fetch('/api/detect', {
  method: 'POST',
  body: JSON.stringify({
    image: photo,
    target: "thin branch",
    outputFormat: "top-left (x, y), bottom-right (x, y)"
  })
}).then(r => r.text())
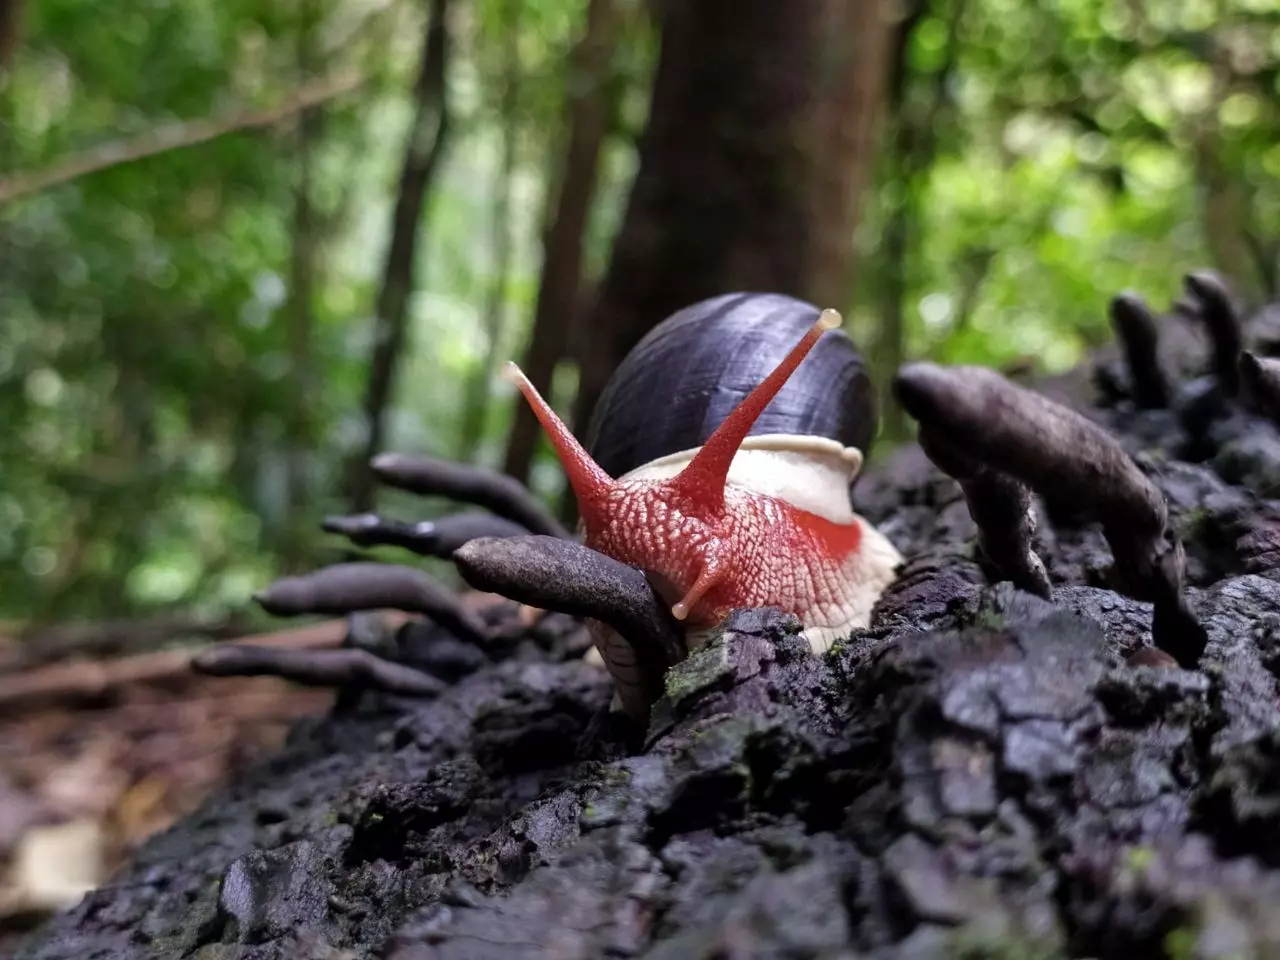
top-left (874, 0), bottom-right (965, 441)
top-left (802, 0), bottom-right (894, 308)
top-left (281, 0), bottom-right (328, 572)
top-left (0, 68), bottom-right (366, 206)
top-left (1241, 227), bottom-right (1279, 300)
top-left (0, 612), bottom-right (252, 672)
top-left (0, 0), bottom-right (23, 71)
top-left (0, 617), bottom-right (403, 713)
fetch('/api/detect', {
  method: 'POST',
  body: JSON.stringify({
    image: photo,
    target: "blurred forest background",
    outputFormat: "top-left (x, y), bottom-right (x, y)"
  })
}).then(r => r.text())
top-left (3, 0), bottom-right (1280, 633)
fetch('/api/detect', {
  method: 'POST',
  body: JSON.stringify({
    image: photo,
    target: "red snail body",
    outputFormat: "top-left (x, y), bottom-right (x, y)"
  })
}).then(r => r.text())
top-left (506, 293), bottom-right (903, 716)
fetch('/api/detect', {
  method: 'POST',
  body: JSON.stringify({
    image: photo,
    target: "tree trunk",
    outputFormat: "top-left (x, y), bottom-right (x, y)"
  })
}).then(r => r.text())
top-left (282, 0), bottom-right (326, 571)
top-left (457, 0), bottom-right (521, 463)
top-left (1195, 134), bottom-right (1262, 303)
top-left (1190, 55), bottom-right (1264, 303)
top-left (873, 0), bottom-right (961, 444)
top-left (567, 0), bottom-right (893, 474)
top-left (500, 0), bottom-right (625, 486)
top-left (346, 0), bottom-right (453, 513)
top-left (803, 0), bottom-right (895, 309)
top-left (0, 0), bottom-right (22, 71)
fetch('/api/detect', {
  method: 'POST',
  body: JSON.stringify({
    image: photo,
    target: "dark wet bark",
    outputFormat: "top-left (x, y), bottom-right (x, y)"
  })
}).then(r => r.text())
top-left (20, 284), bottom-right (1280, 959)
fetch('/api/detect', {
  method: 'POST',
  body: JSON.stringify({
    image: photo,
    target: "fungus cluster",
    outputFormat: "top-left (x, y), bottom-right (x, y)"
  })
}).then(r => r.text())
top-left (194, 268), bottom-right (1280, 720)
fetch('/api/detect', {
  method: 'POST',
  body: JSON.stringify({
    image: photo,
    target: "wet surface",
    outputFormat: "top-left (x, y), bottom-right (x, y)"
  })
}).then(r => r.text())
top-left (17, 289), bottom-right (1280, 959)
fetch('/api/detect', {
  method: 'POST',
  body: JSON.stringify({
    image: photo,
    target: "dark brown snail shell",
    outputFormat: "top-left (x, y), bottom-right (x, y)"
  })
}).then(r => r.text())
top-left (584, 292), bottom-right (878, 483)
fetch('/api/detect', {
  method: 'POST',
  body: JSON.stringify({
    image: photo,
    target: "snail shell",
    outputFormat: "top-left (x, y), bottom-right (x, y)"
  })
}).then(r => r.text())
top-left (586, 292), bottom-right (877, 487)
top-left (575, 292), bottom-right (901, 692)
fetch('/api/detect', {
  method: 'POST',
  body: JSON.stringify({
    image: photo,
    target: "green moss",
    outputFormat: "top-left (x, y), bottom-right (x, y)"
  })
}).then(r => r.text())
top-left (187, 946), bottom-right (239, 960)
top-left (421, 850), bottom-right (453, 873)
top-left (1176, 507), bottom-right (1210, 541)
top-left (1126, 844), bottom-right (1155, 874)
top-left (777, 614), bottom-right (804, 636)
top-left (972, 607), bottom-right (1007, 630)
top-left (662, 638), bottom-right (731, 704)
top-left (946, 927), bottom-right (1066, 960)
top-left (1163, 926), bottom-right (1196, 960)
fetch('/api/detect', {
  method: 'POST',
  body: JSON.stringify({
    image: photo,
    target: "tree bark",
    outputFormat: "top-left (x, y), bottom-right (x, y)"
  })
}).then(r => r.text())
top-left (26, 311), bottom-right (1280, 959)
top-left (567, 0), bottom-right (893, 472)
top-left (500, 0), bottom-right (625, 486)
top-left (346, 0), bottom-right (453, 513)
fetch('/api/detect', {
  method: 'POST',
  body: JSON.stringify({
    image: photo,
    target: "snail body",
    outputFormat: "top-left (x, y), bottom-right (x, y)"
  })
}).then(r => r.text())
top-left (505, 293), bottom-right (902, 717)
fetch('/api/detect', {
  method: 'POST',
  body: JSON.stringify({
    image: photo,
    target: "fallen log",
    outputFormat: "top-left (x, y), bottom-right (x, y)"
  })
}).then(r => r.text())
top-left (0, 614), bottom-right (409, 714)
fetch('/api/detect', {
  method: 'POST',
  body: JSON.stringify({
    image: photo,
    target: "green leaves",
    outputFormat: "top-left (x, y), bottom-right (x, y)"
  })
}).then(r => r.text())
top-left (6, 0), bottom-right (1279, 623)
top-left (858, 0), bottom-right (1280, 391)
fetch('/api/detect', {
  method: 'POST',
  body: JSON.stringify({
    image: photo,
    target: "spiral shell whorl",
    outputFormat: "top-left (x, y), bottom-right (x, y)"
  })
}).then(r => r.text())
top-left (585, 292), bottom-right (877, 484)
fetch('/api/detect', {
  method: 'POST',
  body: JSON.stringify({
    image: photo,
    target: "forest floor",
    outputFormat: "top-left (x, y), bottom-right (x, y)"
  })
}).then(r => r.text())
top-left (13, 319), bottom-right (1280, 958)
top-left (0, 623), bottom-right (346, 954)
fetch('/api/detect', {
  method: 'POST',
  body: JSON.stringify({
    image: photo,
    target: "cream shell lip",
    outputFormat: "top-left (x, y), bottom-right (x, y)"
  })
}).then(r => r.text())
top-left (615, 434), bottom-right (864, 526)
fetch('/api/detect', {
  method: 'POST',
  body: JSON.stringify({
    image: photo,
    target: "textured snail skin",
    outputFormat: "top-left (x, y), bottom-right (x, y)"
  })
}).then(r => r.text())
top-left (612, 438), bottom-right (903, 652)
top-left (505, 310), bottom-right (903, 717)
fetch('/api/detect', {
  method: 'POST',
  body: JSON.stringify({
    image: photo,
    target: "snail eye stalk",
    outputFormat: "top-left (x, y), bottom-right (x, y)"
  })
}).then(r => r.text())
top-left (667, 308), bottom-right (842, 511)
top-left (506, 309), bottom-right (845, 626)
top-left (502, 363), bottom-right (615, 530)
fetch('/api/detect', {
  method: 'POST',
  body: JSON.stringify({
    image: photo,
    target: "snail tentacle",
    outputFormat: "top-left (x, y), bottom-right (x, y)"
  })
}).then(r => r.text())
top-left (508, 308), bottom-right (901, 663)
top-left (498, 294), bottom-right (902, 718)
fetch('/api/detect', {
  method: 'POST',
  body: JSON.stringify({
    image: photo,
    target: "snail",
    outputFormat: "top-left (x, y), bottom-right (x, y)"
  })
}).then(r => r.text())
top-left (504, 292), bottom-right (903, 716)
